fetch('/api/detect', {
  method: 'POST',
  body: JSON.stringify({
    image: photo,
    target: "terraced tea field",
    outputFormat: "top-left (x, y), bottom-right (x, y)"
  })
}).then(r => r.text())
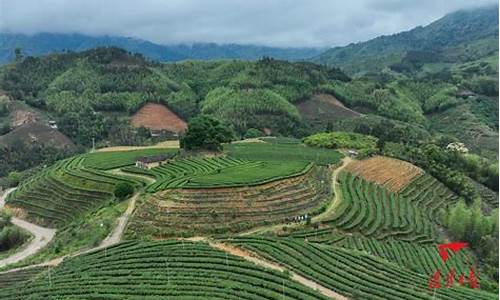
top-left (122, 156), bottom-right (310, 192)
top-left (6, 141), bottom-right (341, 230)
top-left (83, 148), bottom-right (178, 170)
top-left (344, 156), bottom-right (423, 192)
top-left (333, 235), bottom-right (473, 276)
top-left (6, 156), bottom-right (146, 227)
top-left (3, 141), bottom-right (495, 299)
top-left (470, 178), bottom-right (499, 208)
top-left (225, 142), bottom-right (344, 166)
top-left (280, 172), bottom-right (460, 245)
top-left (227, 237), bottom-right (497, 300)
top-left (0, 266), bottom-right (48, 288)
top-left (127, 166), bottom-right (331, 237)
top-left (0, 240), bottom-right (330, 300)
top-left (326, 172), bottom-right (438, 243)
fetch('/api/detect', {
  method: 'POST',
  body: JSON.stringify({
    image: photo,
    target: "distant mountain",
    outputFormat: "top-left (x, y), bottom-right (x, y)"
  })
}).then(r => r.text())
top-left (0, 32), bottom-right (323, 64)
top-left (313, 6), bottom-right (499, 76)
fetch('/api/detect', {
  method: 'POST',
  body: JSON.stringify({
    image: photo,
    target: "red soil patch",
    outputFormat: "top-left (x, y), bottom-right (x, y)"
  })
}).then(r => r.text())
top-left (345, 156), bottom-right (424, 192)
top-left (131, 103), bottom-right (187, 133)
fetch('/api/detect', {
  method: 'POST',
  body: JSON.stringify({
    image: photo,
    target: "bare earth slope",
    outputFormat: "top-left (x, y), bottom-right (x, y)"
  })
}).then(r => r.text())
top-left (131, 103), bottom-right (187, 133)
top-left (345, 156), bottom-right (424, 192)
top-left (297, 94), bottom-right (361, 131)
top-left (0, 122), bottom-right (75, 150)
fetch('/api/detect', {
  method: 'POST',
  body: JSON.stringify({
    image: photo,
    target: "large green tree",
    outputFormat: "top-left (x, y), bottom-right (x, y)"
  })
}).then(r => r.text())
top-left (180, 115), bottom-right (233, 151)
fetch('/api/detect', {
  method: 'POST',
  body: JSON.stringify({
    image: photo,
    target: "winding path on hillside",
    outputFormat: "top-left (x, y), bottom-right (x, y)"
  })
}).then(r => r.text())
top-left (209, 240), bottom-right (349, 300)
top-left (0, 155), bottom-right (352, 293)
top-left (0, 188), bottom-right (56, 268)
top-left (0, 191), bottom-right (139, 274)
top-left (239, 156), bottom-right (352, 236)
top-left (312, 156), bottom-right (352, 222)
top-left (99, 192), bottom-right (139, 247)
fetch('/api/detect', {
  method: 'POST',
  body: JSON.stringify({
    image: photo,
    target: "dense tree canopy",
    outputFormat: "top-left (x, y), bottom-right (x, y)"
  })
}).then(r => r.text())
top-left (180, 115), bottom-right (233, 151)
top-left (113, 181), bottom-right (134, 200)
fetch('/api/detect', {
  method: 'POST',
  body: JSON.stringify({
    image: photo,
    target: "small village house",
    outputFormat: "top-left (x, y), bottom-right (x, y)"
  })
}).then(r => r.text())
top-left (135, 154), bottom-right (171, 169)
top-left (347, 149), bottom-right (358, 157)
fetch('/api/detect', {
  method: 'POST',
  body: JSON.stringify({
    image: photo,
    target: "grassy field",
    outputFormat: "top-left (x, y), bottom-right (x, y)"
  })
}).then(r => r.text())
top-left (224, 142), bottom-right (344, 166)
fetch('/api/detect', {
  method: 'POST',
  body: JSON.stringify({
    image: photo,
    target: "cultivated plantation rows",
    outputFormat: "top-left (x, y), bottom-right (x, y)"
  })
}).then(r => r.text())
top-left (399, 174), bottom-right (460, 223)
top-left (123, 157), bottom-right (309, 191)
top-left (0, 266), bottom-right (48, 288)
top-left (344, 156), bottom-right (424, 192)
top-left (0, 240), bottom-right (330, 300)
top-left (288, 171), bottom-right (460, 246)
top-left (7, 155), bottom-right (144, 227)
top-left (1, 142), bottom-right (497, 300)
top-left (83, 148), bottom-right (177, 170)
top-left (327, 172), bottom-right (438, 243)
top-left (335, 236), bottom-right (472, 276)
top-left (228, 237), bottom-right (496, 300)
top-left (123, 156), bottom-right (254, 191)
top-left (6, 143), bottom-right (341, 231)
top-left (224, 142), bottom-right (344, 166)
top-left (127, 166), bottom-right (330, 237)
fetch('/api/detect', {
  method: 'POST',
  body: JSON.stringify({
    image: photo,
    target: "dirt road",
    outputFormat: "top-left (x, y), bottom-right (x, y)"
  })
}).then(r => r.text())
top-left (0, 191), bottom-right (139, 273)
top-left (209, 241), bottom-right (349, 300)
top-left (0, 188), bottom-right (56, 268)
top-left (99, 193), bottom-right (138, 247)
top-left (239, 156), bottom-right (352, 236)
top-left (313, 156), bottom-right (352, 222)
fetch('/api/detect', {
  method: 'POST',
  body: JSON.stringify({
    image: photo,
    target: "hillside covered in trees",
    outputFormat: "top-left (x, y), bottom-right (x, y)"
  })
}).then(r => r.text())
top-left (0, 3), bottom-right (498, 299)
top-left (313, 5), bottom-right (499, 76)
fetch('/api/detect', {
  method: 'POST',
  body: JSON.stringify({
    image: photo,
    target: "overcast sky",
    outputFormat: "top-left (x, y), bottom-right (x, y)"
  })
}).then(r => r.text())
top-left (0, 0), bottom-right (497, 47)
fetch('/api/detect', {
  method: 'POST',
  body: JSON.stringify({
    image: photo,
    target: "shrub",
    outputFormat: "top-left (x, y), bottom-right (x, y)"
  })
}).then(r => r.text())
top-left (244, 128), bottom-right (263, 139)
top-left (0, 211), bottom-right (11, 229)
top-left (7, 171), bottom-right (22, 186)
top-left (304, 131), bottom-right (377, 151)
top-left (0, 226), bottom-right (27, 251)
top-left (113, 181), bottom-right (134, 200)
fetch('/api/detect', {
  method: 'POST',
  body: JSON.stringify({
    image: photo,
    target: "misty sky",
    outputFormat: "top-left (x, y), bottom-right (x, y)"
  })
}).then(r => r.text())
top-left (0, 0), bottom-right (497, 47)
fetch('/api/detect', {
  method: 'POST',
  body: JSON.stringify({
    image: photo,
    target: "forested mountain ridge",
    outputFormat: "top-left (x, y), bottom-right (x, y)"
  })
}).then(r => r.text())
top-left (0, 32), bottom-right (324, 64)
top-left (0, 44), bottom-right (497, 155)
top-left (313, 5), bottom-right (499, 76)
top-left (0, 47), bottom-right (350, 144)
top-left (0, 5), bottom-right (498, 197)
top-left (0, 2), bottom-right (499, 298)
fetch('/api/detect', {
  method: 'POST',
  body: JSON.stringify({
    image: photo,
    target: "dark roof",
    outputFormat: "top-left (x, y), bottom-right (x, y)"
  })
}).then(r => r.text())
top-left (136, 154), bottom-right (170, 164)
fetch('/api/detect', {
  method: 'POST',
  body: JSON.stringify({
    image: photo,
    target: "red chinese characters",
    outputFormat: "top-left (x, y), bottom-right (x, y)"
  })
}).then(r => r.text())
top-left (428, 242), bottom-right (479, 290)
